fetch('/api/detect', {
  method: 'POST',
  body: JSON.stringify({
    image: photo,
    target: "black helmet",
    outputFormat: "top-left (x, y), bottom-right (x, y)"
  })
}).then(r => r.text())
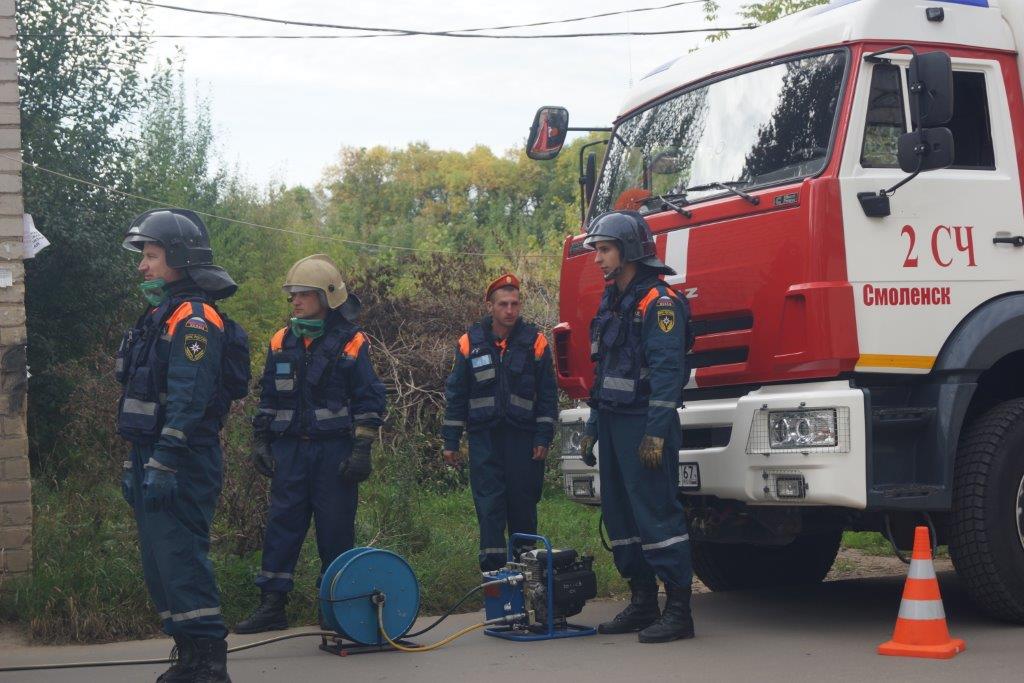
top-left (583, 211), bottom-right (675, 276)
top-left (123, 208), bottom-right (213, 267)
top-left (123, 208), bottom-right (238, 299)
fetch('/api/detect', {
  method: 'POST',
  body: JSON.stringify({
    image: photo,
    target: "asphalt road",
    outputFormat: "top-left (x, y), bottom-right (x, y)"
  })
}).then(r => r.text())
top-left (2, 572), bottom-right (1022, 682)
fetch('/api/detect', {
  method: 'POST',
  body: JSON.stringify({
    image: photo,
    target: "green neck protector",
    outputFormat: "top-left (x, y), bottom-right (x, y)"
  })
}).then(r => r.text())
top-left (139, 279), bottom-right (168, 306)
top-left (290, 317), bottom-right (325, 340)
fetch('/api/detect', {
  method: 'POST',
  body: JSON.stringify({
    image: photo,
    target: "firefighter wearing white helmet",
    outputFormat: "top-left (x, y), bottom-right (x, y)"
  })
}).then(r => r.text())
top-left (236, 254), bottom-right (386, 634)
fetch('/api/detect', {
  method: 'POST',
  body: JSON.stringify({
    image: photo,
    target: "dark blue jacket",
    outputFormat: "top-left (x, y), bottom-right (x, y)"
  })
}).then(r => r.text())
top-left (255, 310), bottom-right (385, 438)
top-left (587, 273), bottom-right (690, 440)
top-left (116, 281), bottom-right (225, 462)
top-left (442, 317), bottom-right (558, 451)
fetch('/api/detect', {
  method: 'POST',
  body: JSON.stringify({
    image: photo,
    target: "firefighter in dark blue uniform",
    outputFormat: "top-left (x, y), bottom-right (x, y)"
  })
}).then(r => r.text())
top-left (442, 274), bottom-right (558, 571)
top-left (236, 254), bottom-right (386, 633)
top-left (579, 211), bottom-right (695, 643)
top-left (119, 209), bottom-right (241, 682)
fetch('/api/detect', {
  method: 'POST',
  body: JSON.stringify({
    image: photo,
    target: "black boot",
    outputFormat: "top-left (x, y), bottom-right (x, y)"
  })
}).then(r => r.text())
top-left (638, 584), bottom-right (695, 643)
top-left (597, 581), bottom-right (661, 634)
top-left (156, 634), bottom-right (198, 682)
top-left (192, 638), bottom-right (231, 683)
top-left (234, 591), bottom-right (289, 634)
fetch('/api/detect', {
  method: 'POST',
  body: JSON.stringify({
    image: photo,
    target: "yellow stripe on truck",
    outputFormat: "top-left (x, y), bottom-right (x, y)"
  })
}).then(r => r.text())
top-left (856, 354), bottom-right (936, 371)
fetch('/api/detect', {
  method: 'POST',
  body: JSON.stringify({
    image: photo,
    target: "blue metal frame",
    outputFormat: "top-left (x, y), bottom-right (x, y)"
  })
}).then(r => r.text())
top-left (484, 533), bottom-right (597, 641)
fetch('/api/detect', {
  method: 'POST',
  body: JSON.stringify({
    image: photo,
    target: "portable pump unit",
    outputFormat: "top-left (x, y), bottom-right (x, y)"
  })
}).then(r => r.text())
top-left (482, 533), bottom-right (598, 641)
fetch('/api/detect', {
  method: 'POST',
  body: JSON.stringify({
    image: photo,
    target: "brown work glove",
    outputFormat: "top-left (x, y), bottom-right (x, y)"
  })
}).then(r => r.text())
top-left (638, 435), bottom-right (664, 470)
top-left (579, 434), bottom-right (597, 467)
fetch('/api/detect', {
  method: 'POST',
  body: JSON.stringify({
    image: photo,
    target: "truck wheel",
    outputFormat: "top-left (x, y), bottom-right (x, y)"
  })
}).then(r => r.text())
top-left (949, 398), bottom-right (1024, 623)
top-left (691, 530), bottom-right (842, 591)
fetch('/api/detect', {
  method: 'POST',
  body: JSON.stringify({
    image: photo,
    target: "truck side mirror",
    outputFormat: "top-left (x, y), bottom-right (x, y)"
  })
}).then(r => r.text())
top-left (898, 127), bottom-right (954, 173)
top-left (909, 51), bottom-right (954, 128)
top-left (583, 152), bottom-right (597, 205)
top-left (527, 106), bottom-right (569, 160)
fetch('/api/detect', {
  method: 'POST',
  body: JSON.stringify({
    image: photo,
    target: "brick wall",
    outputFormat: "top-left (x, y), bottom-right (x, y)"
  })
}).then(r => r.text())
top-left (0, 0), bottom-right (30, 581)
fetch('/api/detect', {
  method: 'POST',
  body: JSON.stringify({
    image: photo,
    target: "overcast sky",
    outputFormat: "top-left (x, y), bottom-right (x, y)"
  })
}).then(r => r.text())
top-left (143, 0), bottom-right (749, 187)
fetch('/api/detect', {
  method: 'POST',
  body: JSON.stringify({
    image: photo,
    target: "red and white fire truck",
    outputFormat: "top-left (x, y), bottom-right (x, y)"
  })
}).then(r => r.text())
top-left (527, 0), bottom-right (1024, 622)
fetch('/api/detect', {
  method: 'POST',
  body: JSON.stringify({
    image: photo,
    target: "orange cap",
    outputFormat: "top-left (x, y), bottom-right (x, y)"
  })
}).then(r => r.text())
top-left (485, 273), bottom-right (520, 301)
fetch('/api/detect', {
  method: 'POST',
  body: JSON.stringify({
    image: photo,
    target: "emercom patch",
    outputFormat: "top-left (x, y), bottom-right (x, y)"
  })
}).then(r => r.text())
top-left (657, 309), bottom-right (676, 333)
top-left (184, 333), bottom-right (208, 362)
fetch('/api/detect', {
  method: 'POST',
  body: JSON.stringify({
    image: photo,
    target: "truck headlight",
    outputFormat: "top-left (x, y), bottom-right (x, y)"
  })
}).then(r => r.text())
top-left (558, 422), bottom-right (584, 457)
top-left (768, 409), bottom-right (837, 449)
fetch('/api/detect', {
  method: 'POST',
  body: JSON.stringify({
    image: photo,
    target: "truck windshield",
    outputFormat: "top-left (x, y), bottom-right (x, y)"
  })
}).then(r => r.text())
top-left (590, 50), bottom-right (848, 218)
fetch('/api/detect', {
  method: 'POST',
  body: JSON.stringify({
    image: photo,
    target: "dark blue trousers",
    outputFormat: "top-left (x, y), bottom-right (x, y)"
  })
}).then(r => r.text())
top-left (130, 443), bottom-right (227, 639)
top-left (255, 436), bottom-right (357, 593)
top-left (468, 424), bottom-right (545, 571)
top-left (597, 410), bottom-right (693, 590)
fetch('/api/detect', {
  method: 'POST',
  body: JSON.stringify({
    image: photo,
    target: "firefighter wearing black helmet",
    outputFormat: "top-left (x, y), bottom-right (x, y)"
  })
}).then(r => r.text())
top-left (579, 210), bottom-right (695, 644)
top-left (118, 208), bottom-right (243, 682)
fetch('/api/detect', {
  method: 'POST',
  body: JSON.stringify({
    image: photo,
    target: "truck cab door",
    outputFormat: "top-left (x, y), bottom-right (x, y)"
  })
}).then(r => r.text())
top-left (839, 52), bottom-right (1024, 374)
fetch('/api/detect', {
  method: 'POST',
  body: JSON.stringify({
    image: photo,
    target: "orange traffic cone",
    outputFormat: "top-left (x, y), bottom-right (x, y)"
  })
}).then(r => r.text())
top-left (878, 526), bottom-right (965, 659)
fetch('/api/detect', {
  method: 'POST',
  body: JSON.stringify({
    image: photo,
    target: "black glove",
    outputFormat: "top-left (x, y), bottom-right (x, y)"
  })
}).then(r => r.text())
top-left (340, 426), bottom-right (375, 483)
top-left (251, 434), bottom-right (274, 478)
top-left (121, 462), bottom-right (134, 506)
top-left (580, 434), bottom-right (597, 467)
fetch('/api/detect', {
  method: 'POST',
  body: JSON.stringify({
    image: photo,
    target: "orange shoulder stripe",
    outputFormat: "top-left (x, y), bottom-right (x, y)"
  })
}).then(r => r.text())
top-left (458, 333), bottom-right (470, 357)
top-left (270, 327), bottom-right (288, 352)
top-left (533, 332), bottom-right (548, 359)
top-left (165, 302), bottom-right (225, 337)
top-left (638, 286), bottom-right (677, 316)
top-left (201, 304), bottom-right (225, 330)
top-left (165, 303), bottom-right (194, 337)
top-left (343, 332), bottom-right (366, 358)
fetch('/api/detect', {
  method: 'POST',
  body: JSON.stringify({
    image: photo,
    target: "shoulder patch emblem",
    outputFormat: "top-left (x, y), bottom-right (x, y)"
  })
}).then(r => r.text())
top-left (657, 309), bottom-right (676, 333)
top-left (184, 333), bottom-right (208, 362)
top-left (184, 317), bottom-right (209, 332)
top-left (656, 296), bottom-right (674, 308)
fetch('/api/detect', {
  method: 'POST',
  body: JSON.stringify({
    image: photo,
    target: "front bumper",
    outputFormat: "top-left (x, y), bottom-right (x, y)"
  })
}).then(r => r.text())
top-left (559, 380), bottom-right (868, 509)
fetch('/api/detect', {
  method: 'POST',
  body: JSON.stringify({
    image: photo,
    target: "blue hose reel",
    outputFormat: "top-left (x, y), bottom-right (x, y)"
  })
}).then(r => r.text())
top-left (319, 547), bottom-right (420, 646)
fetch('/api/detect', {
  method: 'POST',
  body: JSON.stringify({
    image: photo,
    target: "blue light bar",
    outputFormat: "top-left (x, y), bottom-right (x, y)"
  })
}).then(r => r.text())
top-left (936, 0), bottom-right (989, 7)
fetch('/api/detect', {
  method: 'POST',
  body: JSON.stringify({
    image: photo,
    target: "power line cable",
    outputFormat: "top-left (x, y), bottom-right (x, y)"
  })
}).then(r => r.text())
top-left (2, 153), bottom-right (541, 259)
top-left (102, 0), bottom-right (754, 39)
top-left (121, 0), bottom-right (733, 35)
top-left (19, 26), bottom-right (755, 40)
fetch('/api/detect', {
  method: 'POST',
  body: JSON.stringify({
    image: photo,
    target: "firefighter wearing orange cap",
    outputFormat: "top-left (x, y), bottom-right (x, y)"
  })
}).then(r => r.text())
top-left (441, 274), bottom-right (558, 571)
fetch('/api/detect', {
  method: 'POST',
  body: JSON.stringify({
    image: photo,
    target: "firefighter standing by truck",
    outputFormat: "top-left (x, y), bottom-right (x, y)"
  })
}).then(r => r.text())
top-left (118, 209), bottom-right (248, 682)
top-left (442, 274), bottom-right (559, 571)
top-left (235, 254), bottom-right (386, 633)
top-left (579, 211), bottom-right (695, 643)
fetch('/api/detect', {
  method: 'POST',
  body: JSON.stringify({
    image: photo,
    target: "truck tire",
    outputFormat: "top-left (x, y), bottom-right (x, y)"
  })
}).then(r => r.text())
top-left (691, 530), bottom-right (842, 591)
top-left (949, 398), bottom-right (1024, 623)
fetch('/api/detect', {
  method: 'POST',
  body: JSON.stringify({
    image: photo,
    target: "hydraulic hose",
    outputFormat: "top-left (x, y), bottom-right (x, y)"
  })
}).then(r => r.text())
top-left (0, 577), bottom-right (521, 672)
top-left (376, 601), bottom-right (486, 653)
top-left (0, 630), bottom-right (337, 673)
top-left (404, 583), bottom-right (485, 638)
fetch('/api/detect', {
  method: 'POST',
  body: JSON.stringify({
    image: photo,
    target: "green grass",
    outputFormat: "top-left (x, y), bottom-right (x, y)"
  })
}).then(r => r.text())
top-left (841, 531), bottom-right (893, 556)
top-left (841, 531), bottom-right (949, 559)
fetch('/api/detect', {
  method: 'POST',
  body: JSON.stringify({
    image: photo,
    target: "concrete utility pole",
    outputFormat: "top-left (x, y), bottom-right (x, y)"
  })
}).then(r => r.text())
top-left (0, 0), bottom-right (31, 581)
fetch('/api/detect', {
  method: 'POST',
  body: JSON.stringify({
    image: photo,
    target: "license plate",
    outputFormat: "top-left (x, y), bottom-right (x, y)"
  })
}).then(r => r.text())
top-left (680, 463), bottom-right (701, 490)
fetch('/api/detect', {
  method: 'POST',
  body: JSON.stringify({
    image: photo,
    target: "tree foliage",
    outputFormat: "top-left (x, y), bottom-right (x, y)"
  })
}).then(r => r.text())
top-left (17, 0), bottom-right (162, 461)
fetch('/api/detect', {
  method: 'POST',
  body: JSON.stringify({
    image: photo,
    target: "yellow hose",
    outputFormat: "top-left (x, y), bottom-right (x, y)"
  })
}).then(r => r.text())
top-left (376, 602), bottom-right (486, 652)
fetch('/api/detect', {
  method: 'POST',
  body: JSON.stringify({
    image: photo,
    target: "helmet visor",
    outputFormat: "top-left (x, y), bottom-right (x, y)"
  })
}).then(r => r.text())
top-left (122, 232), bottom-right (159, 253)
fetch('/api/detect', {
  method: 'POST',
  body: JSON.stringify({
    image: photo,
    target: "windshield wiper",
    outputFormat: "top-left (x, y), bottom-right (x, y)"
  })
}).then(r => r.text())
top-left (637, 193), bottom-right (692, 218)
top-left (684, 181), bottom-right (760, 206)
